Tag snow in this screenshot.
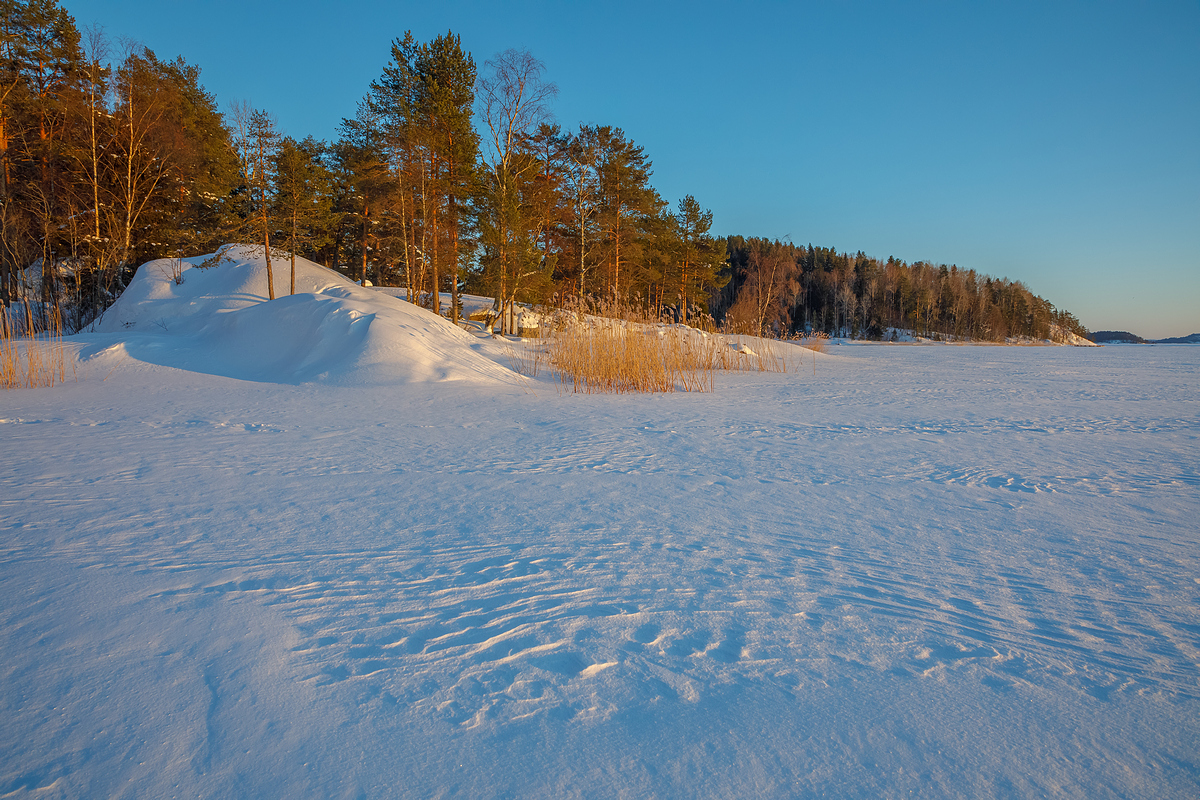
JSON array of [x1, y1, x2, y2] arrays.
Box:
[[91, 246, 516, 387], [862, 325, 1100, 347], [3, 248, 1199, 798], [1052, 326, 1100, 347]]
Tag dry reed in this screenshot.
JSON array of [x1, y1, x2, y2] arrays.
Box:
[[548, 320, 713, 393], [1, 302, 72, 389], [798, 332, 829, 353], [504, 339, 548, 379], [535, 304, 790, 394]]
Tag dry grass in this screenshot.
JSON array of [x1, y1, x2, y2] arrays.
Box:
[[797, 332, 829, 353], [547, 320, 715, 393], [1, 301, 72, 389], [504, 339, 548, 379], [713, 335, 790, 374], [528, 302, 791, 394]]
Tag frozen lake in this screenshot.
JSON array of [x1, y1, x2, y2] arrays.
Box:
[[3, 317, 1198, 797]]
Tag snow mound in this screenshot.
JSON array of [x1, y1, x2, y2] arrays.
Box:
[[92, 245, 517, 386]]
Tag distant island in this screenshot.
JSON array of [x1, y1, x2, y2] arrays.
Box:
[[1087, 331, 1200, 344]]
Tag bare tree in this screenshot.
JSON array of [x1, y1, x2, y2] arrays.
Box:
[[110, 43, 173, 276], [478, 49, 556, 333], [78, 25, 107, 249], [726, 241, 798, 337]]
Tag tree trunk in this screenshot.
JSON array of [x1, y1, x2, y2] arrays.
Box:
[[449, 193, 459, 324], [290, 206, 297, 296], [430, 152, 440, 317], [360, 195, 369, 286], [263, 213, 274, 301], [578, 191, 585, 298]]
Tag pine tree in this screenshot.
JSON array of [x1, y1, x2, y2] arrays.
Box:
[[416, 31, 478, 321], [234, 106, 280, 300], [562, 124, 600, 298], [668, 195, 726, 323], [10, 0, 82, 302], [592, 126, 661, 300], [368, 32, 420, 299], [150, 54, 240, 261], [334, 104, 388, 287], [272, 136, 334, 294], [361, 30, 478, 315]]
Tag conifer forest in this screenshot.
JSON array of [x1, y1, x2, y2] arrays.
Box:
[[0, 0, 1088, 341]]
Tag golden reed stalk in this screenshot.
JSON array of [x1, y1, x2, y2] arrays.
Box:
[[1, 301, 70, 389]]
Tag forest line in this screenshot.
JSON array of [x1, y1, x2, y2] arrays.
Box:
[[0, 0, 1088, 341]]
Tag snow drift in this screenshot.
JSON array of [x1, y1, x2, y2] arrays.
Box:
[[91, 245, 517, 387]]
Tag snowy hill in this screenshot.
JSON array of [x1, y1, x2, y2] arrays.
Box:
[[92, 245, 518, 387]]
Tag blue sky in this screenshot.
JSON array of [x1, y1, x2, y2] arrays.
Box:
[[71, 0, 1198, 337]]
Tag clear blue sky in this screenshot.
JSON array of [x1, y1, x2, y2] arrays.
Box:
[[71, 0, 1199, 338]]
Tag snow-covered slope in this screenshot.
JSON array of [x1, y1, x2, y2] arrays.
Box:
[[1052, 324, 1101, 346], [92, 245, 517, 387]]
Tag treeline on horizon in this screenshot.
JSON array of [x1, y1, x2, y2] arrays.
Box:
[[0, 0, 1088, 341], [718, 238, 1089, 341]]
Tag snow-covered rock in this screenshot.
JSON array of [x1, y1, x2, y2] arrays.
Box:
[[1050, 324, 1100, 347]]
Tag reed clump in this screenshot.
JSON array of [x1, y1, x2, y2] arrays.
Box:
[[547, 319, 714, 393], [525, 299, 789, 394], [1, 301, 72, 389]]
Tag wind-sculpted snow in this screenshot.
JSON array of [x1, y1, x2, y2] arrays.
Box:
[[2, 320, 1199, 796]]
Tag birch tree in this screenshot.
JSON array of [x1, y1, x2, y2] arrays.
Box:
[[477, 48, 555, 332]]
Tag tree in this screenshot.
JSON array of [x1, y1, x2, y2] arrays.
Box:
[[477, 47, 556, 332], [524, 121, 570, 302], [367, 31, 420, 299], [109, 45, 173, 273], [667, 195, 726, 323], [334, 104, 388, 288], [10, 0, 82, 302], [562, 124, 600, 298], [273, 135, 334, 294], [232, 103, 279, 299], [416, 32, 478, 321], [724, 240, 799, 336], [145, 54, 240, 263], [72, 25, 108, 265], [362, 30, 478, 317], [95, 47, 236, 280], [250, 109, 279, 299], [0, 0, 22, 304], [592, 126, 661, 300]]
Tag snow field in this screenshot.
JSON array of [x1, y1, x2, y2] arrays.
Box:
[[1, 250, 1198, 797]]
